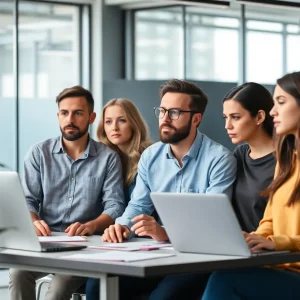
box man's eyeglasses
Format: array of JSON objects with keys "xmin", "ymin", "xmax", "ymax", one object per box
[{"xmin": 154, "ymin": 107, "xmax": 199, "ymax": 121}]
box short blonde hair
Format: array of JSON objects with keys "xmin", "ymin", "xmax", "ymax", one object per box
[{"xmin": 97, "ymin": 98, "xmax": 151, "ymax": 187}]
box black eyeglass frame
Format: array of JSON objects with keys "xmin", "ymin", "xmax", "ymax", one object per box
[{"xmin": 153, "ymin": 107, "xmax": 199, "ymax": 120}]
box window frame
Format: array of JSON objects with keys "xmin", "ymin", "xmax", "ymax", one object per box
[
  {"xmin": 0, "ymin": 0, "xmax": 91, "ymax": 171},
  {"xmin": 129, "ymin": 4, "xmax": 300, "ymax": 85}
]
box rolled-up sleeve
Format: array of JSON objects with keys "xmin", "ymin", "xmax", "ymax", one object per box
[
  {"xmin": 101, "ymin": 152, "xmax": 125, "ymax": 220},
  {"xmin": 206, "ymin": 153, "xmax": 237, "ymax": 200},
  {"xmin": 22, "ymin": 146, "xmax": 43, "ymax": 215}
]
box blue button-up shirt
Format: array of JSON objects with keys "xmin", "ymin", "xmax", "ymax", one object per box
[
  {"xmin": 23, "ymin": 136, "xmax": 125, "ymax": 232},
  {"xmin": 116, "ymin": 130, "xmax": 237, "ymax": 229}
]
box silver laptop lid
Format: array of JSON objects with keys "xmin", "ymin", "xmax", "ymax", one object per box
[
  {"xmin": 0, "ymin": 171, "xmax": 42, "ymax": 251},
  {"xmin": 150, "ymin": 192, "xmax": 251, "ymax": 257}
]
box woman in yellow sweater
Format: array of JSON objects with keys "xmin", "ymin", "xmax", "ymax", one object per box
[{"xmin": 202, "ymin": 71, "xmax": 300, "ymax": 300}]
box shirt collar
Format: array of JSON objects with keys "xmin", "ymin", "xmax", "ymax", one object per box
[
  {"xmin": 87, "ymin": 138, "xmax": 98, "ymax": 157},
  {"xmin": 52, "ymin": 137, "xmax": 64, "ymax": 154},
  {"xmin": 52, "ymin": 135, "xmax": 97, "ymax": 157},
  {"xmin": 165, "ymin": 144, "xmax": 174, "ymax": 159},
  {"xmin": 165, "ymin": 130, "xmax": 203, "ymax": 160},
  {"xmin": 186, "ymin": 130, "xmax": 203, "ymax": 159}
]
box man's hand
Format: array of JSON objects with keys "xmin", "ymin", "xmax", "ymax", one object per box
[
  {"xmin": 33, "ymin": 220, "xmax": 51, "ymax": 236},
  {"xmin": 65, "ymin": 222, "xmax": 96, "ymax": 236},
  {"xmin": 131, "ymin": 214, "xmax": 168, "ymax": 242},
  {"xmin": 102, "ymin": 224, "xmax": 130, "ymax": 243},
  {"xmin": 246, "ymin": 233, "xmax": 275, "ymax": 251}
]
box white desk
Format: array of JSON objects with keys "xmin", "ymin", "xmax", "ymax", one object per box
[{"xmin": 1, "ymin": 236, "xmax": 300, "ymax": 300}]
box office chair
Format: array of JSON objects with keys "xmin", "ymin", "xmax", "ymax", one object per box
[{"xmin": 36, "ymin": 274, "xmax": 53, "ymax": 300}]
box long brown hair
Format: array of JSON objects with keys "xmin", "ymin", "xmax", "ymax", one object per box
[
  {"xmin": 97, "ymin": 98, "xmax": 151, "ymax": 187},
  {"xmin": 263, "ymin": 72, "xmax": 300, "ymax": 206}
]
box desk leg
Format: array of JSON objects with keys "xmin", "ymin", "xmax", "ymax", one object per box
[{"xmin": 99, "ymin": 274, "xmax": 119, "ymax": 300}]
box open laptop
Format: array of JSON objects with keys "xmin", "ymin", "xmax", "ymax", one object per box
[
  {"xmin": 0, "ymin": 171, "xmax": 86, "ymax": 252},
  {"xmin": 151, "ymin": 192, "xmax": 287, "ymax": 257}
]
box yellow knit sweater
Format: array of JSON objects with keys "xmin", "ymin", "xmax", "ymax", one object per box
[{"xmin": 255, "ymin": 152, "xmax": 300, "ymax": 272}]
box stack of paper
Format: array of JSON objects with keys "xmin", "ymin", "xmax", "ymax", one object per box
[
  {"xmin": 88, "ymin": 240, "xmax": 171, "ymax": 251},
  {"xmin": 61, "ymin": 251, "xmax": 175, "ymax": 262}
]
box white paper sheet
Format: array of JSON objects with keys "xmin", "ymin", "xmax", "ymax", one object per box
[
  {"xmin": 161, "ymin": 246, "xmax": 174, "ymax": 251},
  {"xmin": 61, "ymin": 251, "xmax": 175, "ymax": 262},
  {"xmin": 38, "ymin": 236, "xmax": 87, "ymax": 243},
  {"xmin": 88, "ymin": 240, "xmax": 171, "ymax": 251}
]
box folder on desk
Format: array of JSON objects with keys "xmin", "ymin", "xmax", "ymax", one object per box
[{"xmin": 88, "ymin": 240, "xmax": 171, "ymax": 251}]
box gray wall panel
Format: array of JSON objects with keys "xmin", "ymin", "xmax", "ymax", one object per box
[{"xmin": 102, "ymin": 4, "xmax": 124, "ymax": 80}]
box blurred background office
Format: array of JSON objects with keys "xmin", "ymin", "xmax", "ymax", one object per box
[
  {"xmin": 1, "ymin": 0, "xmax": 300, "ymax": 173},
  {"xmin": 0, "ymin": 1, "xmax": 300, "ymax": 299}
]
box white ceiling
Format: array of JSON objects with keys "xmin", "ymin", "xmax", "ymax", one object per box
[{"xmin": 104, "ymin": 0, "xmax": 300, "ymax": 23}]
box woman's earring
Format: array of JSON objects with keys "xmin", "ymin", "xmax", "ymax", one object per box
[{"xmin": 257, "ymin": 122, "xmax": 260, "ymax": 125}]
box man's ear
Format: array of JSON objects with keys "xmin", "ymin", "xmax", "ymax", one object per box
[
  {"xmin": 193, "ymin": 113, "xmax": 202, "ymax": 127},
  {"xmin": 89, "ymin": 112, "xmax": 96, "ymax": 124}
]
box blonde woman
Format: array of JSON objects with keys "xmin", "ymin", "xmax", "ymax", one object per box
[
  {"xmin": 86, "ymin": 98, "xmax": 152, "ymax": 300},
  {"xmin": 97, "ymin": 98, "xmax": 151, "ymax": 204}
]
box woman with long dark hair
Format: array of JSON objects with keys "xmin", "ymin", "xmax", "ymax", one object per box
[
  {"xmin": 223, "ymin": 82, "xmax": 275, "ymax": 233},
  {"xmin": 202, "ymin": 72, "xmax": 300, "ymax": 300}
]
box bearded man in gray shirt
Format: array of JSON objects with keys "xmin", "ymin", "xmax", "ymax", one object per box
[{"xmin": 9, "ymin": 86, "xmax": 125, "ymax": 300}]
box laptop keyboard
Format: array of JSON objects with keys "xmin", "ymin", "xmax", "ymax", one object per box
[
  {"xmin": 41, "ymin": 243, "xmax": 86, "ymax": 252},
  {"xmin": 251, "ymin": 249, "xmax": 289, "ymax": 256}
]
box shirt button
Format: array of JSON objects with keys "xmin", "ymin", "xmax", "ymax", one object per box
[
  {"xmin": 178, "ymin": 171, "xmax": 181, "ymax": 175},
  {"xmin": 69, "ymin": 197, "xmax": 72, "ymax": 201},
  {"xmin": 71, "ymin": 177, "xmax": 74, "ymax": 180}
]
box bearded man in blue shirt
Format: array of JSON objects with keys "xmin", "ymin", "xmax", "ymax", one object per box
[
  {"xmin": 99, "ymin": 79, "xmax": 237, "ymax": 300},
  {"xmin": 9, "ymin": 86, "xmax": 125, "ymax": 300}
]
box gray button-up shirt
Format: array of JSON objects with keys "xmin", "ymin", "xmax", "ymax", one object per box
[{"xmin": 23, "ymin": 136, "xmax": 125, "ymax": 232}]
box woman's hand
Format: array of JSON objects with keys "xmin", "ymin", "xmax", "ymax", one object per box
[{"xmin": 246, "ymin": 233, "xmax": 275, "ymax": 251}]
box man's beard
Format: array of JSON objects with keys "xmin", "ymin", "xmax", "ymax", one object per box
[
  {"xmin": 60, "ymin": 122, "xmax": 89, "ymax": 141},
  {"xmin": 159, "ymin": 117, "xmax": 192, "ymax": 144}
]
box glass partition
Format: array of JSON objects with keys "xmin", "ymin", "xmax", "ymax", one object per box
[
  {"xmin": 133, "ymin": 4, "xmax": 300, "ymax": 84},
  {"xmin": 245, "ymin": 5, "xmax": 300, "ymax": 84},
  {"xmin": 135, "ymin": 7, "xmax": 184, "ymax": 79},
  {"xmin": 18, "ymin": 1, "xmax": 81, "ymax": 170},
  {"xmin": 0, "ymin": 1, "xmax": 15, "ymax": 171},
  {"xmin": 0, "ymin": 1, "xmax": 89, "ymax": 172},
  {"xmin": 186, "ymin": 10, "xmax": 239, "ymax": 82}
]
